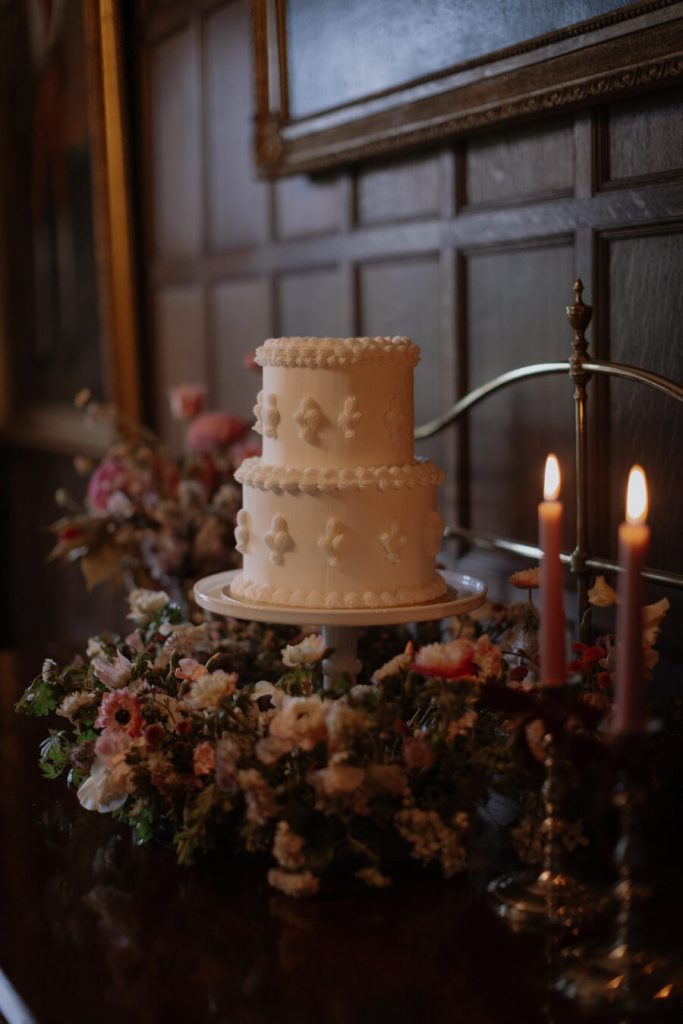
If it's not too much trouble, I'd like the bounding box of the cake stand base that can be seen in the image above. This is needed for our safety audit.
[193,570,487,688]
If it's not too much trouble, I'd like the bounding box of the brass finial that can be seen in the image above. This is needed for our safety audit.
[566,278,592,355]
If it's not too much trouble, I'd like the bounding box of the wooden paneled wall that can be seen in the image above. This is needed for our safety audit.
[136,1,683,647]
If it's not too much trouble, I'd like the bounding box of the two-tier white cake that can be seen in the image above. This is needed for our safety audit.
[231,336,446,609]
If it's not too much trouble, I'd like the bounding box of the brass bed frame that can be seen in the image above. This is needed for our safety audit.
[415,280,683,630]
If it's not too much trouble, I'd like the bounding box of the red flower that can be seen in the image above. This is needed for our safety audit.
[583,646,605,664]
[144,723,165,751]
[95,689,143,737]
[566,659,586,674]
[175,718,192,736]
[403,737,434,771]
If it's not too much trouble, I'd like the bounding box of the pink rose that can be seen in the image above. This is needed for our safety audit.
[186,412,249,453]
[168,384,207,421]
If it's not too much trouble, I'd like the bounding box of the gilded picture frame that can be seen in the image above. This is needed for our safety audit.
[252,0,683,178]
[0,0,140,455]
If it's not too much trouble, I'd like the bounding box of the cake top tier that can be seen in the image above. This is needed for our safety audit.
[255,336,420,369]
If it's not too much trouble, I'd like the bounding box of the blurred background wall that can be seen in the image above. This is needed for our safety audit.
[0,0,681,680]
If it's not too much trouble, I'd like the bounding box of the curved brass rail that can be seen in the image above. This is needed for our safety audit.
[415,358,683,441]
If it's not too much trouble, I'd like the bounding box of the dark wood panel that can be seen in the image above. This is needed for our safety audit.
[604,227,683,575]
[466,241,576,545]
[356,153,443,225]
[204,1,270,249]
[211,278,271,422]
[275,173,345,239]
[151,28,202,258]
[154,285,207,446]
[465,118,575,208]
[603,85,683,186]
[278,268,349,337]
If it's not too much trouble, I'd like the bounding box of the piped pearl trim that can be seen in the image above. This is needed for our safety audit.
[235,457,444,492]
[229,572,447,609]
[255,337,420,369]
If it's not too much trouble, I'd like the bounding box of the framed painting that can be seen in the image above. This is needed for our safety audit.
[0,0,140,454]
[252,0,683,177]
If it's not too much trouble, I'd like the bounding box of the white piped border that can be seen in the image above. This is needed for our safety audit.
[235,457,444,492]
[229,572,447,610]
[255,336,420,369]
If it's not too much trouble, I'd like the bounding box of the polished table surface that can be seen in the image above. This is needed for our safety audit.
[0,652,679,1024]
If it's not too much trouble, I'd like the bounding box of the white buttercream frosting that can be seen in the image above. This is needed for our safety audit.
[255,336,420,369]
[229,572,447,610]
[235,457,444,492]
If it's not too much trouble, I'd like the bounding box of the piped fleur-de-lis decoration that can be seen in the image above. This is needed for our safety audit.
[253,391,264,435]
[383,396,406,439]
[234,509,250,555]
[380,517,408,564]
[263,394,280,439]
[337,395,362,439]
[317,517,345,567]
[264,514,292,564]
[294,396,322,442]
[425,509,445,557]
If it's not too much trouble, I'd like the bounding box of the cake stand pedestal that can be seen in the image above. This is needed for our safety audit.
[193,570,487,688]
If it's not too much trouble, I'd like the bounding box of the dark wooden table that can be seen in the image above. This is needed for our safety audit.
[1,652,679,1024]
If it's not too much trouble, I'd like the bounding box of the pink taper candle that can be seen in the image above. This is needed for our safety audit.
[539,454,565,686]
[613,466,650,735]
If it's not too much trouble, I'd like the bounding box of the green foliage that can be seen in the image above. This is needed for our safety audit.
[39,730,73,779]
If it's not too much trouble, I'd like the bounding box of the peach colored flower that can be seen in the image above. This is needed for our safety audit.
[509,567,541,589]
[193,741,215,776]
[269,695,328,752]
[587,576,618,607]
[95,689,143,737]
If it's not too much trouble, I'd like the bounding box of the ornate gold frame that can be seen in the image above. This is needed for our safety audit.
[416,280,683,632]
[253,0,683,177]
[0,0,140,454]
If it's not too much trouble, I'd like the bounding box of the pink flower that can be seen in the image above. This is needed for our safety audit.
[168,383,207,421]
[402,737,434,770]
[243,351,259,372]
[193,742,215,776]
[92,652,132,689]
[87,458,133,511]
[175,658,206,684]
[412,639,476,680]
[186,412,249,453]
[95,689,143,737]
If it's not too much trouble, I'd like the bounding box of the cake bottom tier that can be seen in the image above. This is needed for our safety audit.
[233,480,446,609]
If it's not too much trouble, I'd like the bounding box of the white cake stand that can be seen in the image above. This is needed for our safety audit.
[193,570,487,689]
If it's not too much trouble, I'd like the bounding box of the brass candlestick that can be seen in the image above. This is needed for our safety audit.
[555,742,683,1012]
[488,689,605,935]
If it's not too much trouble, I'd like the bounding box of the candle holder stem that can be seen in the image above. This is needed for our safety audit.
[488,691,602,934]
[555,747,683,1011]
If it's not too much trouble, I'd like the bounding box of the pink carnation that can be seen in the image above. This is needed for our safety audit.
[186,412,249,453]
[168,383,207,421]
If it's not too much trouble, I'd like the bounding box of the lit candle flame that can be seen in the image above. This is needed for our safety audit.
[626,465,648,525]
[543,454,561,501]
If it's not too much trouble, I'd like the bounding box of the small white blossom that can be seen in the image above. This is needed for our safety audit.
[187,671,237,710]
[269,695,328,751]
[281,634,326,668]
[41,659,58,683]
[92,652,132,690]
[127,588,170,624]
[56,692,97,721]
[272,821,306,870]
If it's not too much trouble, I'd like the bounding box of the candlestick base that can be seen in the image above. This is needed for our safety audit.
[555,939,683,1013]
[488,868,607,936]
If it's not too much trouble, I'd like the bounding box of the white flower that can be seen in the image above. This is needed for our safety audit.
[187,671,237,710]
[587,576,618,607]
[41,659,58,683]
[281,634,326,668]
[313,762,365,797]
[77,732,135,814]
[251,680,286,710]
[92,651,132,690]
[325,701,366,750]
[371,642,414,683]
[272,821,306,870]
[269,695,328,751]
[86,637,106,659]
[127,588,170,624]
[267,869,319,898]
[56,692,97,720]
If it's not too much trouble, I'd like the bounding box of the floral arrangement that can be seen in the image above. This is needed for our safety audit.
[17,574,669,898]
[48,385,258,604]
